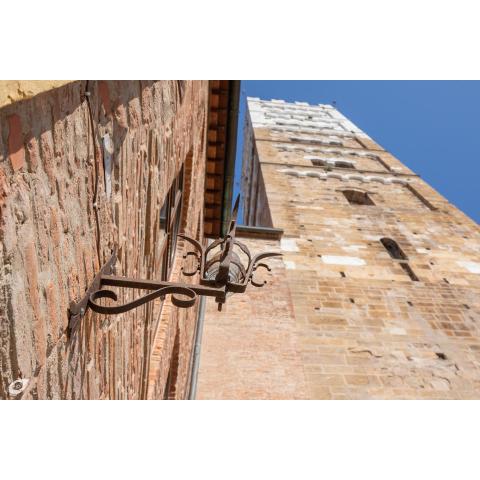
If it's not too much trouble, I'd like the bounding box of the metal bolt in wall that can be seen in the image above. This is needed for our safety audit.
[8,378,29,397]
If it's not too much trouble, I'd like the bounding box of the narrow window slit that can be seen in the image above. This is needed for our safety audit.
[380,238,419,282]
[380,237,408,260]
[400,262,419,282]
[404,183,437,211]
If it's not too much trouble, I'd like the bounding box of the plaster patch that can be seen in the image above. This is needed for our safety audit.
[457,261,480,274]
[389,327,407,335]
[284,261,296,270]
[281,238,299,252]
[342,245,366,253]
[322,255,366,266]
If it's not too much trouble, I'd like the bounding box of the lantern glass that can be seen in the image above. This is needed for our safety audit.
[205,251,246,287]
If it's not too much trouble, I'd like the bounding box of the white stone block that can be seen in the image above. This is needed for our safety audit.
[281,238,299,252]
[389,327,407,335]
[342,245,366,252]
[457,261,480,274]
[321,255,366,266]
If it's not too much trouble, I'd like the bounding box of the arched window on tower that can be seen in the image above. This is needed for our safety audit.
[311,158,354,169]
[342,189,375,206]
[380,237,419,281]
[380,237,408,260]
[335,160,355,169]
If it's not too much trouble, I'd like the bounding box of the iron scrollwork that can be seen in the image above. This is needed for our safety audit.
[68,196,281,335]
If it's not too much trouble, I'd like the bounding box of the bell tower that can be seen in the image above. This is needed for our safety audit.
[197,97,480,399]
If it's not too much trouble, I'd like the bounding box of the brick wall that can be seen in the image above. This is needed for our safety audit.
[197,236,308,399]
[0,80,209,399]
[197,98,480,399]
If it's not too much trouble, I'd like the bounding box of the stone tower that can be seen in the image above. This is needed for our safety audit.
[196,97,480,399]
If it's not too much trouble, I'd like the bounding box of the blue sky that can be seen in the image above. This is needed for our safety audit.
[233,81,480,224]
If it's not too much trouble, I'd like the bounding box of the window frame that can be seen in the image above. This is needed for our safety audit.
[157,165,185,282]
[342,189,375,206]
[380,237,419,282]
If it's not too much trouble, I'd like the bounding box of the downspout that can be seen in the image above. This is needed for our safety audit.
[187,237,212,399]
[187,290,207,399]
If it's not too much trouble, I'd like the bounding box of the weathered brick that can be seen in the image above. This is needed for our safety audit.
[7,114,25,171]
[0,81,211,399]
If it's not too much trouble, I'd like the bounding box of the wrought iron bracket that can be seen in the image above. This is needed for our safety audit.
[68,251,117,335]
[67,196,281,337]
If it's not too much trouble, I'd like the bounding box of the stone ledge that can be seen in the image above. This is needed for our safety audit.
[236,224,283,240]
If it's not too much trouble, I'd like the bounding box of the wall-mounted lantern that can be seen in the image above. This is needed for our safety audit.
[68,196,281,335]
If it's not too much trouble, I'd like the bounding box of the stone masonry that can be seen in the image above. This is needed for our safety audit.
[1,81,209,399]
[197,97,480,399]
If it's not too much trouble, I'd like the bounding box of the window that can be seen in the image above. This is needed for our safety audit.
[310,158,354,169]
[342,189,375,206]
[158,165,185,281]
[168,166,184,269]
[380,237,407,260]
[335,160,355,169]
[163,327,180,399]
[404,183,437,210]
[176,80,186,104]
[310,158,328,167]
[370,155,392,172]
[399,262,419,282]
[380,237,419,281]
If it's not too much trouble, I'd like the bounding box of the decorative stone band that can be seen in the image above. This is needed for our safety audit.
[267,125,353,137]
[273,122,347,132]
[247,97,370,138]
[248,97,332,112]
[274,143,379,157]
[273,143,378,160]
[288,134,344,145]
[274,143,401,172]
[265,112,341,123]
[278,168,412,185]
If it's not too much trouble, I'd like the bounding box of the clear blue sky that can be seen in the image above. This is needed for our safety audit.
[233,81,480,224]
